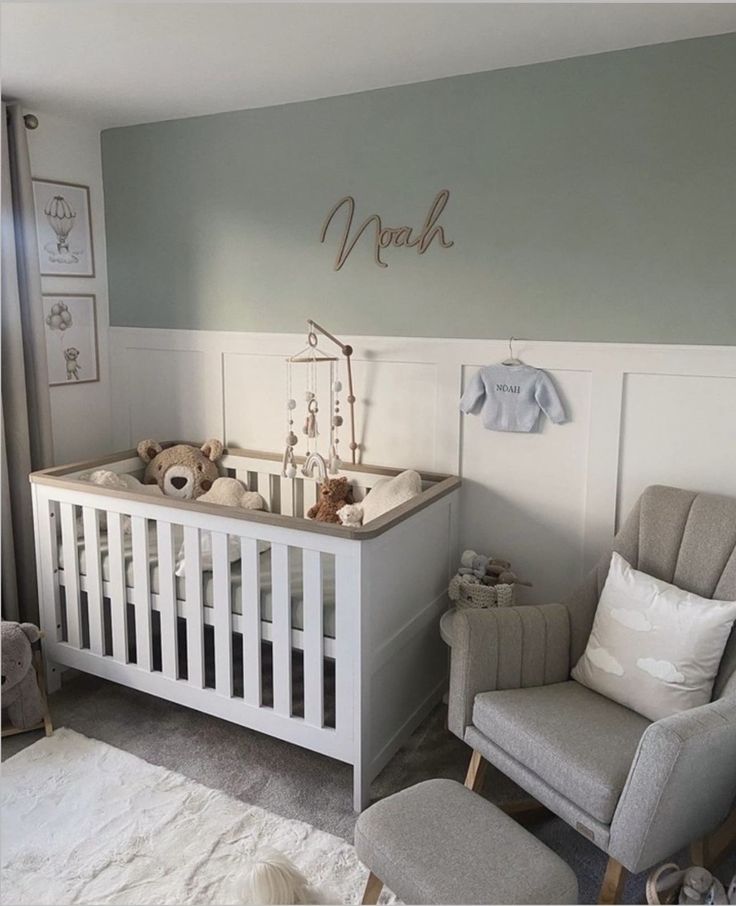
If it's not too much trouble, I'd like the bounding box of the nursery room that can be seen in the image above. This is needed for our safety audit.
[2,1,736,904]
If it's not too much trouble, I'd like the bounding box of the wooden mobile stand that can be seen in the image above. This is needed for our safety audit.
[295,319,359,463]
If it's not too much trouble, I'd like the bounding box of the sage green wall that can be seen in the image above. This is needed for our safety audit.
[102,33,736,343]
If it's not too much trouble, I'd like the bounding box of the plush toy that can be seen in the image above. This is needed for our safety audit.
[335,470,422,527]
[337,502,363,528]
[80,468,163,497]
[137,439,224,499]
[361,470,421,524]
[236,847,314,905]
[307,477,354,523]
[1,621,45,730]
[198,476,265,511]
[458,549,490,579]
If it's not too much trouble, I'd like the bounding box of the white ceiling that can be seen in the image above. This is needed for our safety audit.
[3,2,736,129]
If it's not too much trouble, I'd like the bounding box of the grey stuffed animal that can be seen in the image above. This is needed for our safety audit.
[1,621,45,730]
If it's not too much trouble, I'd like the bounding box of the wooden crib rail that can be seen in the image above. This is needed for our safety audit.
[30,445,460,541]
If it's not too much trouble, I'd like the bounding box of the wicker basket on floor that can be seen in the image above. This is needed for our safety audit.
[448,574,516,609]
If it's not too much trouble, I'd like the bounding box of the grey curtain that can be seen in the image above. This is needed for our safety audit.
[2,103,55,623]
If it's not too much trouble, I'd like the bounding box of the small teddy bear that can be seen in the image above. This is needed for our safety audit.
[307,476,354,523]
[1,621,46,730]
[64,347,81,381]
[337,502,363,527]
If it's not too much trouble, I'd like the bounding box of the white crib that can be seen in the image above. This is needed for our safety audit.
[30,446,460,810]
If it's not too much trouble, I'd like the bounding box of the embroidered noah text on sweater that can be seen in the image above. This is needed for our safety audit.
[459,363,567,433]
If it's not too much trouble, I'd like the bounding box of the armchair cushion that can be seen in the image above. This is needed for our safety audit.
[472,680,650,823]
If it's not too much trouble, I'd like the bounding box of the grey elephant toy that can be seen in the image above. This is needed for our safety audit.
[1,621,45,730]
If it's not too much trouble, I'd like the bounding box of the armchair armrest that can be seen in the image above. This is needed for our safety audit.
[447,603,571,739]
[609,695,736,873]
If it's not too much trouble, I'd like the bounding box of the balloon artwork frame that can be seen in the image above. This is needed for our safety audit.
[42,294,99,386]
[32,178,95,278]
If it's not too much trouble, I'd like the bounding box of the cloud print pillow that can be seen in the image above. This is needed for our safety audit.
[572,553,736,722]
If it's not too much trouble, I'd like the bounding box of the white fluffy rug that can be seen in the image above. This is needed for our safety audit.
[1,728,383,905]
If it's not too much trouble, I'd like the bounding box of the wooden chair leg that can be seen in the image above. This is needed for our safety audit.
[464,749,488,793]
[598,856,627,905]
[500,798,549,821]
[361,871,383,905]
[33,647,54,737]
[690,807,736,869]
[690,839,708,867]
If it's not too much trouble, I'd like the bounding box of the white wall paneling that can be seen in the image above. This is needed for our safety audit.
[617,372,736,523]
[111,328,736,603]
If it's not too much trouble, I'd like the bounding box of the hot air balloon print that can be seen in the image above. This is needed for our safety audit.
[32,179,95,276]
[44,195,76,254]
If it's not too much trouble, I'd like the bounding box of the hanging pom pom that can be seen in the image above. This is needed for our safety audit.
[332,415,343,427]
[333,380,342,392]
[305,391,315,401]
[287,399,296,410]
[286,432,298,446]
[286,463,297,479]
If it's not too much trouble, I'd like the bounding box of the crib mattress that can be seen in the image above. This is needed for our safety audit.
[57,528,337,638]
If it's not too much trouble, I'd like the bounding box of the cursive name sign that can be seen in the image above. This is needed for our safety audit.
[320,189,454,271]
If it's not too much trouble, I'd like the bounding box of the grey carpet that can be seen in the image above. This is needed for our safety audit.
[3,673,734,904]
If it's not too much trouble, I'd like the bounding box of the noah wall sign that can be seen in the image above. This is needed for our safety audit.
[320,189,454,271]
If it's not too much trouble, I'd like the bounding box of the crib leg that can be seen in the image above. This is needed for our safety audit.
[353,764,371,813]
[43,652,62,695]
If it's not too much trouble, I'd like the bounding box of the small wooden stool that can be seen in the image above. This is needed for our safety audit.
[355,779,578,905]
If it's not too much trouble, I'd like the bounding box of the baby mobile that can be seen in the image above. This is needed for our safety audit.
[282,320,359,478]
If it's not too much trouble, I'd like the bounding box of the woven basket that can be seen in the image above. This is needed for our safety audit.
[448,574,516,609]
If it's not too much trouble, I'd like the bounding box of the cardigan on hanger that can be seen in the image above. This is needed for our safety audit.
[459,363,567,432]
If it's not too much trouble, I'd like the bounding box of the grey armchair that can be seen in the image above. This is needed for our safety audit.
[448,485,736,904]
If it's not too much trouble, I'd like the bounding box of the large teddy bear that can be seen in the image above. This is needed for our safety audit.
[137,439,264,509]
[1,621,46,730]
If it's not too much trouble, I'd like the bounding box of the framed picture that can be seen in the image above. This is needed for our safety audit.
[42,294,99,386]
[32,178,95,277]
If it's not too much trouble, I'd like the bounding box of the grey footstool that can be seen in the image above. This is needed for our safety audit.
[355,779,578,905]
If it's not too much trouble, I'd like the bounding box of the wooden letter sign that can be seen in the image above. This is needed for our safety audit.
[320,189,454,270]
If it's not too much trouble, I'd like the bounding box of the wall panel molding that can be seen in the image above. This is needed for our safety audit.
[111,327,736,602]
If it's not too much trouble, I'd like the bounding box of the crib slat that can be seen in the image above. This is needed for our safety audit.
[107,512,129,663]
[257,473,272,511]
[212,531,233,696]
[293,480,305,518]
[131,516,152,672]
[271,542,292,716]
[241,537,262,707]
[280,478,294,517]
[303,479,319,514]
[184,526,204,688]
[156,522,178,679]
[60,502,82,648]
[302,549,324,728]
[82,507,104,655]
